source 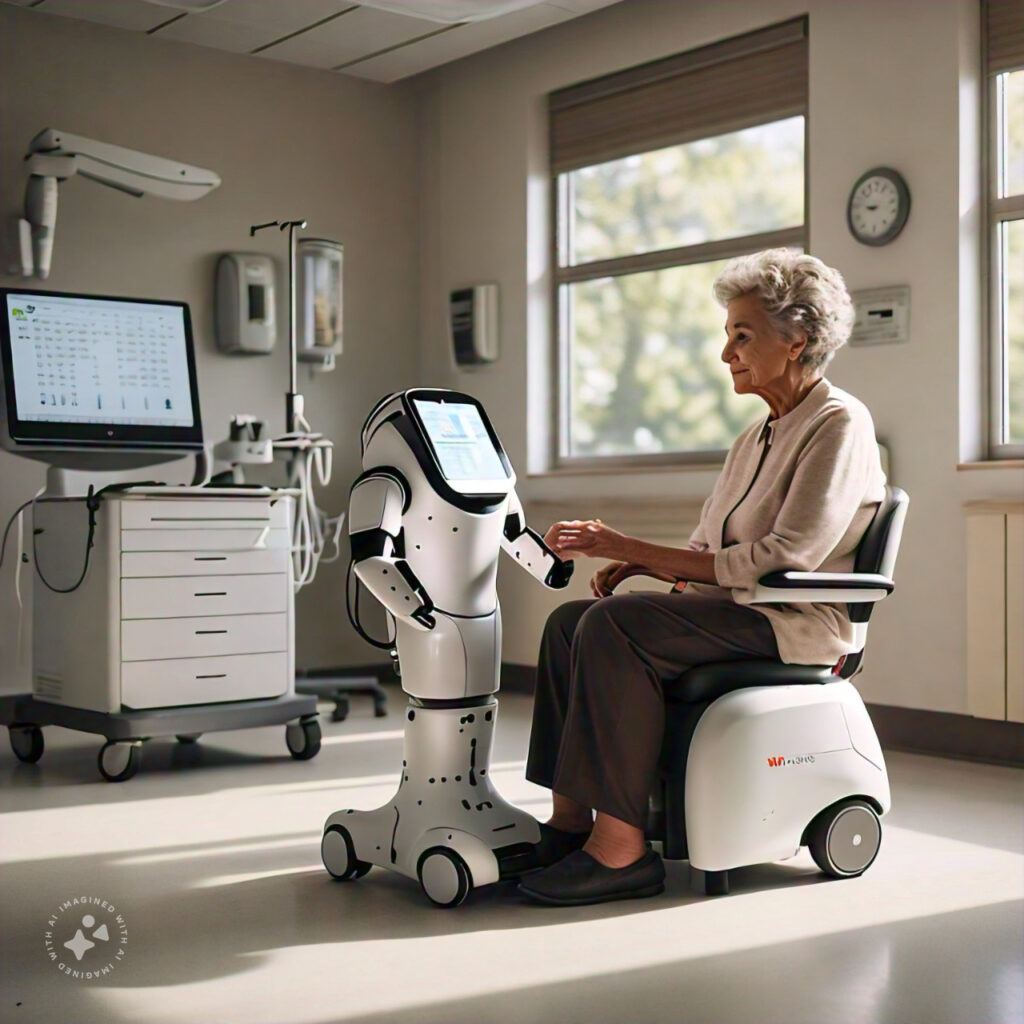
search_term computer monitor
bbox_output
[0,287,203,469]
[409,393,511,494]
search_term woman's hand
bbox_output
[543,520,588,560]
[548,519,632,561]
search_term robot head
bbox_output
[360,389,516,513]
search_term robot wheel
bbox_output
[417,847,472,908]
[322,825,372,881]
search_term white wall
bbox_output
[0,5,421,692]
[415,0,1024,714]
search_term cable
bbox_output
[344,558,393,650]
[0,497,37,573]
[276,423,345,592]
[31,486,102,594]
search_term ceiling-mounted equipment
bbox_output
[18,129,221,280]
[353,0,549,23]
[297,239,343,372]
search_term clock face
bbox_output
[847,168,910,246]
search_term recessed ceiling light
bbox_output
[355,0,548,23]
[140,0,228,12]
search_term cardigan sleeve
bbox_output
[713,408,876,592]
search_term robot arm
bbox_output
[20,128,221,279]
[349,473,436,631]
[501,488,574,589]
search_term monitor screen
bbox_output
[412,398,510,485]
[1,288,202,452]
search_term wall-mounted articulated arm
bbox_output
[349,472,435,630]
[19,128,221,279]
[501,488,574,589]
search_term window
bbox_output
[985,0,1024,458]
[549,20,807,467]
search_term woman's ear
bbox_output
[789,333,808,361]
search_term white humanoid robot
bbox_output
[320,389,573,906]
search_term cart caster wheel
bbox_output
[321,825,372,880]
[98,741,141,782]
[286,718,321,760]
[330,698,350,723]
[9,724,44,764]
[807,798,881,878]
[175,734,201,744]
[417,847,472,908]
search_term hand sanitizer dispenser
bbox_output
[450,284,498,366]
[215,253,277,354]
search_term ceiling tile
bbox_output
[256,5,441,69]
[339,1,570,81]
[156,1,354,53]
[34,0,177,31]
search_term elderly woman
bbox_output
[519,249,886,906]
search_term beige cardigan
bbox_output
[685,378,886,665]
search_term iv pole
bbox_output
[250,218,306,433]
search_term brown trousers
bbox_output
[525,591,779,829]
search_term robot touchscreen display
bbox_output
[413,399,509,484]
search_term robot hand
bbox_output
[501,489,574,589]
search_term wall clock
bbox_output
[847,167,910,246]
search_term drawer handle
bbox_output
[194,591,228,597]
[194,556,227,562]
[195,673,227,680]
[195,629,228,635]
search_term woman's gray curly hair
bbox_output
[712,249,855,372]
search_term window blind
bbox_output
[549,18,807,176]
[985,0,1024,75]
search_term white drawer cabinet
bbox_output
[121,613,289,661]
[32,491,296,714]
[121,652,288,709]
[122,548,290,578]
[122,574,288,619]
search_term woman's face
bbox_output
[721,292,804,395]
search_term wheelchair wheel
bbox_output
[807,798,881,878]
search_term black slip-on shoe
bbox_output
[518,849,666,906]
[516,823,591,874]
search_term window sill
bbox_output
[527,461,725,479]
[956,460,1024,471]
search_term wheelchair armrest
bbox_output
[738,571,894,606]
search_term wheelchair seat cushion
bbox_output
[671,659,839,705]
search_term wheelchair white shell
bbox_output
[685,680,891,873]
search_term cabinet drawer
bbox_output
[122,574,288,619]
[121,652,288,709]
[120,498,291,530]
[122,613,287,661]
[120,528,291,552]
[122,549,290,578]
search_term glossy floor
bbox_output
[1,690,1021,1024]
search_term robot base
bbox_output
[321,697,541,907]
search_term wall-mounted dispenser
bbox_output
[450,284,498,366]
[297,238,342,372]
[215,253,276,354]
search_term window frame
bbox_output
[983,67,1024,460]
[549,119,809,472]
